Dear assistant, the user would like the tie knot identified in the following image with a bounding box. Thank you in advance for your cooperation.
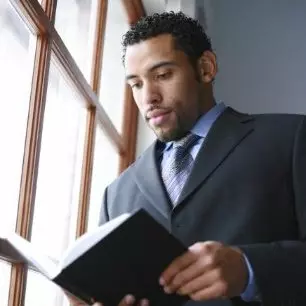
[173,133,200,151]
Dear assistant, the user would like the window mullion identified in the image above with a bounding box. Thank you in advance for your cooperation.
[119,0,145,173]
[75,0,108,237]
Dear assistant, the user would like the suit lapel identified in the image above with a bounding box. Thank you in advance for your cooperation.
[132,142,171,218]
[175,108,255,207]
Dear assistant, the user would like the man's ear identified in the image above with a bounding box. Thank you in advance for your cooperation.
[197,51,217,83]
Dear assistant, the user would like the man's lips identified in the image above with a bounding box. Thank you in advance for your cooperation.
[146,109,172,126]
[146,109,171,120]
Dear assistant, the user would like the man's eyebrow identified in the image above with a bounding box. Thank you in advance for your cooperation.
[125,61,177,81]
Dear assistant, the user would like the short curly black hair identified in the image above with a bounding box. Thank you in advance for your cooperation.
[122,11,212,67]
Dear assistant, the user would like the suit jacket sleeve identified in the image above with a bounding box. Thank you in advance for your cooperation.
[99,187,110,225]
[240,116,306,305]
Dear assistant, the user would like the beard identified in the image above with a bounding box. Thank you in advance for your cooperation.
[149,114,192,142]
[153,127,187,142]
[144,93,205,142]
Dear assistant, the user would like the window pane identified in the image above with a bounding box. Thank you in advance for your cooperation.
[0,1,36,234]
[0,260,11,305]
[87,126,119,230]
[30,56,87,261]
[25,269,70,306]
[55,0,98,81]
[99,0,129,133]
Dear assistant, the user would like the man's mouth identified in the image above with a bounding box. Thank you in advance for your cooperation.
[147,109,172,126]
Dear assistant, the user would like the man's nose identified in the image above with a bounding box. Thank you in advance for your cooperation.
[142,83,161,106]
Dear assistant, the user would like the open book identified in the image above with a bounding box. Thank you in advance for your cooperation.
[0,208,188,306]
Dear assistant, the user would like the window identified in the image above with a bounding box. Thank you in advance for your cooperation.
[87,126,120,230]
[30,57,87,260]
[25,270,66,306]
[0,0,143,305]
[55,0,98,80]
[0,0,36,236]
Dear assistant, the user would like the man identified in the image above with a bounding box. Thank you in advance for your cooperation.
[73,11,306,306]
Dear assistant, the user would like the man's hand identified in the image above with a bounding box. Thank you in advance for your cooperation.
[159,241,249,301]
[67,293,149,306]
[92,296,149,306]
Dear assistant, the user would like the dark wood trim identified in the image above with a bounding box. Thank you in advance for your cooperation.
[132,0,146,22]
[76,0,108,237]
[76,109,96,237]
[8,264,27,306]
[121,1,138,25]
[119,85,139,173]
[12,0,51,34]
[42,0,57,22]
[91,0,108,94]
[127,0,146,24]
[119,0,146,172]
[121,0,145,24]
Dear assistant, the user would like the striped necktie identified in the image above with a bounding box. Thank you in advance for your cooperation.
[161,133,200,205]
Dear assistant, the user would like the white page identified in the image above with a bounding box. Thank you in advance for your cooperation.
[6,233,59,279]
[59,212,131,270]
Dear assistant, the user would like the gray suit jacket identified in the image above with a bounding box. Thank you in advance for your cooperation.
[99,107,306,306]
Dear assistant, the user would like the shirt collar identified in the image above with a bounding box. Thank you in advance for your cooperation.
[163,102,226,151]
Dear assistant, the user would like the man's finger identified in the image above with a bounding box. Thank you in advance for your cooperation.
[176,269,218,296]
[118,294,136,306]
[190,282,227,301]
[166,262,216,294]
[160,249,197,286]
[138,298,150,306]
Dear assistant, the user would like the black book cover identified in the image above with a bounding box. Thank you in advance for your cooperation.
[55,208,189,306]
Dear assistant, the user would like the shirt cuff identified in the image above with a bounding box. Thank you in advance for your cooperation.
[240,253,261,302]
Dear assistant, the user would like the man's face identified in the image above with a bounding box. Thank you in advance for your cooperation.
[125,34,211,142]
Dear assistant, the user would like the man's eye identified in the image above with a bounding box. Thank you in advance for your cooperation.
[131,83,141,89]
[157,72,171,80]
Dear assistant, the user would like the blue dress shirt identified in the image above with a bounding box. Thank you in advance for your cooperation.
[160,102,259,301]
